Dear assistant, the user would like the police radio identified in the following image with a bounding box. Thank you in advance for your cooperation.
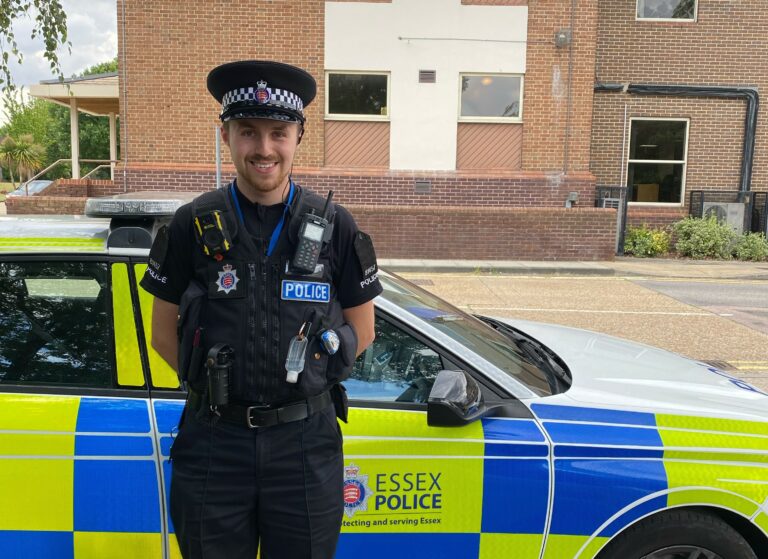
[291,191,333,274]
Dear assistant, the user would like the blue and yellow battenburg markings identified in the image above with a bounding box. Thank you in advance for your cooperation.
[2,392,766,559]
[334,408,550,559]
[531,403,768,559]
[0,394,164,559]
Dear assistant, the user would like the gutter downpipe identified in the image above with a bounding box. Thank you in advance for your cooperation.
[595,83,760,243]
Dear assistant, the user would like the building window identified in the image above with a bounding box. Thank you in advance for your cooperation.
[459,74,523,121]
[637,0,696,21]
[326,72,389,119]
[627,119,688,204]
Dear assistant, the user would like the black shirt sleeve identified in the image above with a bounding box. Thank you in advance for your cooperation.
[331,204,383,309]
[139,203,196,305]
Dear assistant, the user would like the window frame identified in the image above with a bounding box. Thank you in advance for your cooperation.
[625,117,690,207]
[635,0,698,22]
[458,72,524,124]
[325,70,391,122]
[0,254,148,396]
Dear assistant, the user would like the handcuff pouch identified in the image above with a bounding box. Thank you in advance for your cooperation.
[331,383,349,423]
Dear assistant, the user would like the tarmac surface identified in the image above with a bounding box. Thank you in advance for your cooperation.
[381,257,768,392]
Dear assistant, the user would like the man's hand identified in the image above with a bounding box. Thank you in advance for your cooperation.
[151,297,180,372]
[342,300,376,356]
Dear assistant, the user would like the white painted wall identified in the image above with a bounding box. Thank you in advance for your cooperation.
[325,0,527,171]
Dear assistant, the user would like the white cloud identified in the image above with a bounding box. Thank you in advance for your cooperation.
[1,0,117,125]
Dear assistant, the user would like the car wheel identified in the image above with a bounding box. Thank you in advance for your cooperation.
[597,509,758,559]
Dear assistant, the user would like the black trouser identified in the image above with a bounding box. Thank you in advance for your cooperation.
[169,403,344,559]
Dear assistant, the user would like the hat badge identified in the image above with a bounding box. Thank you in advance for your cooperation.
[256,80,271,104]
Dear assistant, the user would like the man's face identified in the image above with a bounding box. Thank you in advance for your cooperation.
[222,118,301,198]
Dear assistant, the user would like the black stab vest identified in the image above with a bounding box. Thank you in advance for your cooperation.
[181,184,347,404]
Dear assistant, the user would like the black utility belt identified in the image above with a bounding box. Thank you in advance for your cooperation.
[188,389,332,429]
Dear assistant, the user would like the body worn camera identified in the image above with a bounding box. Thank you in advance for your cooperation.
[290,191,334,274]
[194,210,232,258]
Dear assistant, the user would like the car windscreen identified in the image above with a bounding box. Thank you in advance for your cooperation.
[379,274,552,396]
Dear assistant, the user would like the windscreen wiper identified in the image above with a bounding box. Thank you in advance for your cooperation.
[478,316,572,392]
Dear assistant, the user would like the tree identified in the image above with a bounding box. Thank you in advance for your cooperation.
[0,0,69,91]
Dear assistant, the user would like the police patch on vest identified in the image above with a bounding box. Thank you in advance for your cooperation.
[208,261,246,299]
[281,280,331,303]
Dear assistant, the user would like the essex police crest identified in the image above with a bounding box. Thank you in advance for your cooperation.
[256,80,271,104]
[216,264,239,294]
[343,463,373,518]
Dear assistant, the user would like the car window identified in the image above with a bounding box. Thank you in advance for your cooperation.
[0,261,115,387]
[346,316,443,403]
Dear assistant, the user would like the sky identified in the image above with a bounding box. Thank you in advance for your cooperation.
[0,0,118,125]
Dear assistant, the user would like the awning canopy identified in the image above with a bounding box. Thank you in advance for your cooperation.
[28,73,119,116]
[28,72,120,180]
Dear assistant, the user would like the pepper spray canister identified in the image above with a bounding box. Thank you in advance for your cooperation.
[206,343,233,407]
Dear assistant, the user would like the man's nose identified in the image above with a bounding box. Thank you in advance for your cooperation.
[250,133,274,156]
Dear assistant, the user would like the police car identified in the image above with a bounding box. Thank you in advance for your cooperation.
[0,196,766,559]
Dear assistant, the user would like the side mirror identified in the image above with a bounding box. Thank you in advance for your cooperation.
[427,370,486,426]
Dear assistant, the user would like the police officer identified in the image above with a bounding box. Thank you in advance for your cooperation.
[140,60,382,559]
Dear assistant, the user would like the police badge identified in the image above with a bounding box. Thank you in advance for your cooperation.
[255,80,271,104]
[216,263,240,294]
[343,463,374,518]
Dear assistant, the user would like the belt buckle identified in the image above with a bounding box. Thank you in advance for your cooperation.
[246,403,271,429]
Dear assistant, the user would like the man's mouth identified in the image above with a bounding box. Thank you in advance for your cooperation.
[249,160,278,171]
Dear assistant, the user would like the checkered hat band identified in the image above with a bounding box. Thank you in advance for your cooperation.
[221,87,304,114]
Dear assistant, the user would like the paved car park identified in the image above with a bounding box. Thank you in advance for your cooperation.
[393,258,768,392]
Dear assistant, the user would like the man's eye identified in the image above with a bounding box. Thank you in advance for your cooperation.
[241,130,253,137]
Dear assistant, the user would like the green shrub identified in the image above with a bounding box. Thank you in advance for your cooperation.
[733,232,768,261]
[673,216,737,259]
[624,225,671,257]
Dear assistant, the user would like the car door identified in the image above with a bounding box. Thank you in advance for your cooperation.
[131,261,187,558]
[336,313,552,559]
[0,257,165,559]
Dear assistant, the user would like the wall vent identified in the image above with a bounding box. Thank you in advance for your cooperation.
[419,70,436,84]
[414,180,431,194]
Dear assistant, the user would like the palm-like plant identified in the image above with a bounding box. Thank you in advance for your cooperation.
[0,136,18,187]
[0,134,46,191]
[11,134,46,181]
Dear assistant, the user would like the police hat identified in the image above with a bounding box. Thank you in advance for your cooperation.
[207,60,317,124]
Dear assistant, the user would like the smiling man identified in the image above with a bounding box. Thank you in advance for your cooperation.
[139,60,382,559]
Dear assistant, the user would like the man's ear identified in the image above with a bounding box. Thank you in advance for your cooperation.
[297,124,304,145]
[220,123,230,146]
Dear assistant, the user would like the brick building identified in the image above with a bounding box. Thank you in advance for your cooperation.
[106,0,616,260]
[591,0,768,236]
[17,0,763,259]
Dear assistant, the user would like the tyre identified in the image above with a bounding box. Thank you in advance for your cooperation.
[597,509,758,559]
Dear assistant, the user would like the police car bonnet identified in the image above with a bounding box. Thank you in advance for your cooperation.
[207,60,317,124]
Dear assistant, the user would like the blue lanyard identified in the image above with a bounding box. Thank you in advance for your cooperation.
[230,180,295,256]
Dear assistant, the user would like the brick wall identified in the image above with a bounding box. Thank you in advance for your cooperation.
[626,208,687,232]
[591,95,747,200]
[351,205,616,260]
[6,196,87,215]
[117,0,325,169]
[119,166,597,207]
[523,0,598,173]
[593,0,768,225]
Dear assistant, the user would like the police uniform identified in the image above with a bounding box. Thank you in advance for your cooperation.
[140,60,382,559]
